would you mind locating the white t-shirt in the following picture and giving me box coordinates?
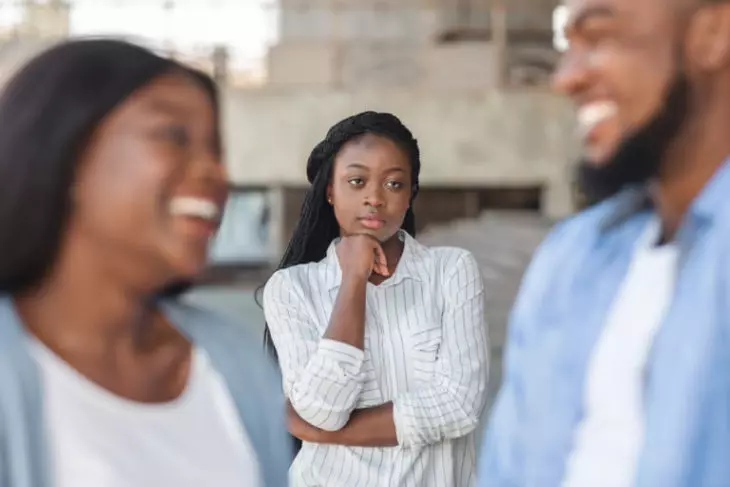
[30,340,263,487]
[562,217,679,487]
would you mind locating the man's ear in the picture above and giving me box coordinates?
[685,3,730,72]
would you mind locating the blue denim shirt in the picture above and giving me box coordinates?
[479,160,730,487]
[0,296,291,487]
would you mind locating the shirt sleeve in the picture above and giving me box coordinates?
[392,250,490,447]
[263,270,366,431]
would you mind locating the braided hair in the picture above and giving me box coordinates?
[262,111,421,357]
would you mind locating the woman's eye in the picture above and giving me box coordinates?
[161,125,190,147]
[348,178,364,186]
[386,180,404,189]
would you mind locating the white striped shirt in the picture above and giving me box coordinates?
[264,231,489,487]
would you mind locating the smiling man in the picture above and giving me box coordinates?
[477,0,730,486]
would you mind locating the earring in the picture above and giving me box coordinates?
[328,198,333,204]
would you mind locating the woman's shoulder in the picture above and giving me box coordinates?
[264,259,330,294]
[415,242,479,274]
[0,294,30,354]
[401,239,482,289]
[424,244,475,261]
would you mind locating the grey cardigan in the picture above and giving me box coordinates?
[0,295,290,487]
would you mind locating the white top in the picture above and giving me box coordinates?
[30,340,263,487]
[562,217,679,487]
[264,231,489,487]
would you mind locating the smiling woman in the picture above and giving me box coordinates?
[262,111,490,487]
[0,38,289,487]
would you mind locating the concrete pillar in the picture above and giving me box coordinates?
[491,0,508,88]
[212,45,229,85]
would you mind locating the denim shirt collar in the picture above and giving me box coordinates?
[600,157,730,233]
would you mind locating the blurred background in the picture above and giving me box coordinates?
[0,0,578,435]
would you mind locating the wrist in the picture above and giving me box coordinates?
[341,270,369,285]
[315,428,338,444]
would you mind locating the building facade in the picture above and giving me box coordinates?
[0,0,577,268]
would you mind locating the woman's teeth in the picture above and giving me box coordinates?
[169,197,220,221]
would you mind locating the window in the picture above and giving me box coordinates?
[437,0,491,42]
[208,189,271,265]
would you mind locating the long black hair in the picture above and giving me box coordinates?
[0,38,219,296]
[263,111,422,359]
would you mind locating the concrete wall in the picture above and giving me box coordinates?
[278,1,441,44]
[267,41,498,90]
[277,0,559,43]
[222,88,578,218]
[270,0,560,89]
[0,41,578,219]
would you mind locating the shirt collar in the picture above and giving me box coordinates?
[323,230,427,291]
[600,156,730,232]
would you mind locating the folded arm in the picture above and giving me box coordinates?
[392,251,489,447]
[289,252,489,448]
[264,271,368,431]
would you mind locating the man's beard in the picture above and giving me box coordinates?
[576,72,690,205]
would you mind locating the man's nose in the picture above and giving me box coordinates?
[551,50,591,98]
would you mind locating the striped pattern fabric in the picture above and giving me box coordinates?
[264,231,489,486]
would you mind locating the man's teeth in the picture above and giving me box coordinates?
[577,102,617,132]
[169,197,220,221]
